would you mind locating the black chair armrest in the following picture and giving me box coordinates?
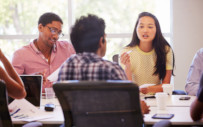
[172,90,187,95]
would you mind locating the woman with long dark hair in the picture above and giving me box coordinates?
[120,12,175,94]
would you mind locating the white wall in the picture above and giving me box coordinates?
[173,0,203,91]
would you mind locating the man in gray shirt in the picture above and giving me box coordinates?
[185,48,203,95]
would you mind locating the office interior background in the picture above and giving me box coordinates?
[0,0,203,91]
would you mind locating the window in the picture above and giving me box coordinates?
[0,0,171,61]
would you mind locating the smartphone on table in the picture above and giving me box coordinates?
[179,97,191,100]
[152,114,174,119]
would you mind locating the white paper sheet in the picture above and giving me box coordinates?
[9,99,53,122]
[47,68,60,82]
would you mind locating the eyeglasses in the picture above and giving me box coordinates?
[46,26,64,38]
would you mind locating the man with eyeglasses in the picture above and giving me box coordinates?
[12,12,75,92]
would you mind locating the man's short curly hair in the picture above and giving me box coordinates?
[38,12,63,26]
[70,14,105,53]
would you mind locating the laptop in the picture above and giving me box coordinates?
[20,75,43,106]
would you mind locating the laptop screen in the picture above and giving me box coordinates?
[20,75,42,106]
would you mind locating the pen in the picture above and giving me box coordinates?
[13,114,24,118]
[126,50,133,54]
[18,115,29,119]
[10,108,21,116]
[125,49,135,55]
[119,50,134,58]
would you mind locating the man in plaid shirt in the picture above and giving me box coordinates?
[57,14,150,115]
[57,14,127,81]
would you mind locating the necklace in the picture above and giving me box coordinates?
[35,40,51,63]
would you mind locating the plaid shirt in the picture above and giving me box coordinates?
[58,52,127,81]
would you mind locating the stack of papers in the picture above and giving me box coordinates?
[9,99,53,122]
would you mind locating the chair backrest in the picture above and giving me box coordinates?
[0,81,13,127]
[53,80,144,127]
[112,54,119,63]
[172,90,187,95]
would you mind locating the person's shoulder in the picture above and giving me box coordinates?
[197,48,203,54]
[12,44,34,62]
[102,59,123,69]
[57,41,73,47]
[194,48,203,58]
[122,46,135,50]
[120,46,135,54]
[66,54,78,61]
[165,45,172,50]
[13,44,31,54]
[61,54,76,66]
[57,41,75,52]
[102,60,126,77]
[67,53,77,59]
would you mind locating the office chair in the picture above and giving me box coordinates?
[0,81,42,127]
[54,80,145,127]
[112,54,187,95]
[54,81,171,127]
[112,54,119,63]
[0,81,13,127]
[172,90,187,95]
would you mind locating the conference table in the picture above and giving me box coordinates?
[142,95,203,126]
[142,94,195,107]
[12,95,203,127]
[12,97,63,127]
